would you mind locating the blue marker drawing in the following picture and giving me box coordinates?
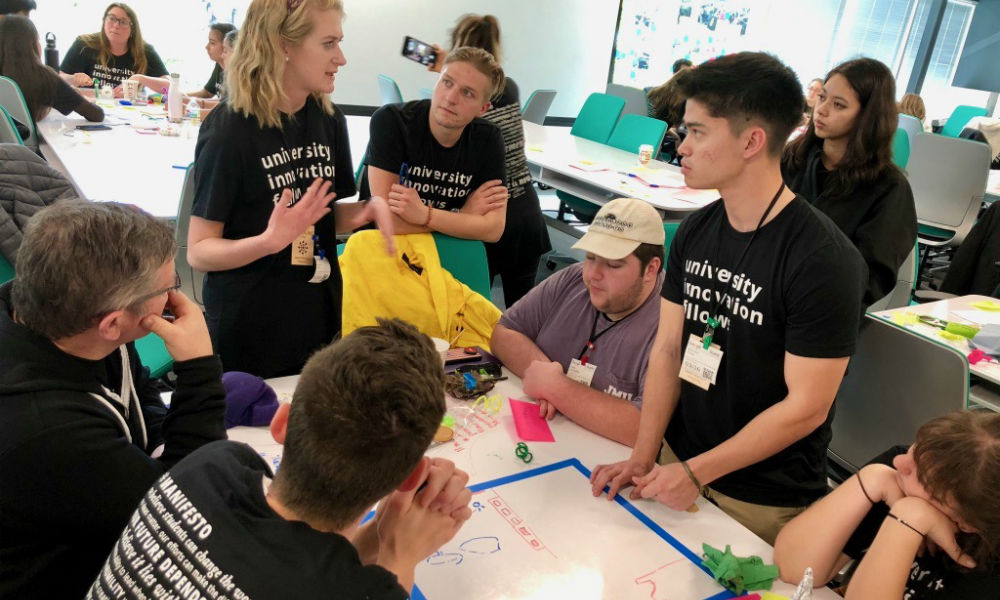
[458,536,500,555]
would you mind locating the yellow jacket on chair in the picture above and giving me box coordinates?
[339,230,501,350]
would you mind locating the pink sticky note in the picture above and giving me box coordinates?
[509,398,555,442]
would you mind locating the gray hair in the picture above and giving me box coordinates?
[12,201,177,340]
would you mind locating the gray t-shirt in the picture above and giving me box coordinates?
[499,263,663,407]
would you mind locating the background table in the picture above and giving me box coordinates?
[522,122,719,218]
[228,372,837,600]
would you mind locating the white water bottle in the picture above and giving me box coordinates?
[167,73,183,123]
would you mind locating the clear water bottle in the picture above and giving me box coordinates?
[186,98,201,125]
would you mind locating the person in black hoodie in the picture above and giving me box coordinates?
[782,58,916,307]
[0,201,226,599]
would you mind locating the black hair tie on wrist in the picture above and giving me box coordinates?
[886,512,925,537]
[856,473,876,505]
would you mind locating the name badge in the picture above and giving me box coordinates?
[309,255,331,283]
[291,225,315,267]
[679,334,723,391]
[567,358,597,387]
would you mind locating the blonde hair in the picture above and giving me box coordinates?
[81,3,148,75]
[443,46,505,100]
[226,0,343,129]
[898,92,926,122]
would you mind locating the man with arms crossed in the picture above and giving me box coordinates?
[591,52,866,544]
[362,46,509,242]
[491,198,664,446]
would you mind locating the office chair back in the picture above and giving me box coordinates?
[377,74,403,105]
[897,113,923,145]
[0,106,23,145]
[0,253,13,284]
[908,133,989,247]
[570,93,625,143]
[521,89,557,125]
[0,76,36,148]
[174,162,205,308]
[432,233,491,300]
[891,128,910,168]
[867,243,917,311]
[828,315,968,474]
[605,82,649,117]
[940,104,988,138]
[418,87,433,100]
[607,114,668,158]
[662,222,679,269]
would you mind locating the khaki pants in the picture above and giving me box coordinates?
[657,443,806,545]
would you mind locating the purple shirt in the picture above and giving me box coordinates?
[499,263,663,407]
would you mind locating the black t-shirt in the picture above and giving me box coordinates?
[86,441,407,600]
[482,77,551,264]
[360,99,505,211]
[193,97,356,378]
[661,196,866,506]
[204,63,223,96]
[59,36,169,88]
[840,447,1000,599]
[51,76,86,116]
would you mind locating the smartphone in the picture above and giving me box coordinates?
[401,35,438,67]
[444,346,481,364]
[76,124,112,131]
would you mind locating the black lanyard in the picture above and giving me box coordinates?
[578,310,628,365]
[702,182,786,350]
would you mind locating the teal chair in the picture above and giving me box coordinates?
[662,222,679,269]
[607,114,668,156]
[557,114,667,223]
[0,105,24,144]
[0,75,36,147]
[940,105,988,138]
[377,74,403,105]
[570,92,625,143]
[0,254,14,284]
[336,233,492,300]
[432,233,492,300]
[134,333,173,379]
[891,128,910,168]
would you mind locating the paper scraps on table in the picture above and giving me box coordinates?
[701,543,779,595]
[509,397,555,442]
[569,160,610,172]
[971,300,1000,311]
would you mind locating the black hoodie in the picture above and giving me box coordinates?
[0,282,227,599]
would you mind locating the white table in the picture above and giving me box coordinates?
[36,104,373,219]
[36,102,195,218]
[522,122,719,217]
[228,372,836,600]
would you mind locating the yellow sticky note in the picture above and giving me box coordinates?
[527,145,543,152]
[938,330,964,342]
[762,593,790,600]
[971,300,1000,311]
[891,311,919,326]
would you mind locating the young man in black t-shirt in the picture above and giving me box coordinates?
[361,46,509,242]
[591,52,866,545]
[88,319,473,600]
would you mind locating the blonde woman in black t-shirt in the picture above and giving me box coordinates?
[188,0,394,378]
[0,16,103,123]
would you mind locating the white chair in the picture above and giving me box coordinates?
[174,162,205,308]
[867,244,916,312]
[897,113,923,146]
[828,315,968,476]
[521,89,556,125]
[0,106,23,144]
[0,76,37,148]
[377,74,403,105]
[605,82,649,117]
[908,133,990,249]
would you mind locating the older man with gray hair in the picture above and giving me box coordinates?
[0,201,226,598]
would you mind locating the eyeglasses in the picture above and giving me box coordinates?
[105,14,132,28]
[131,271,181,307]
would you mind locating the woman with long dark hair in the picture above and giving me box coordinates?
[0,15,103,123]
[782,58,916,306]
